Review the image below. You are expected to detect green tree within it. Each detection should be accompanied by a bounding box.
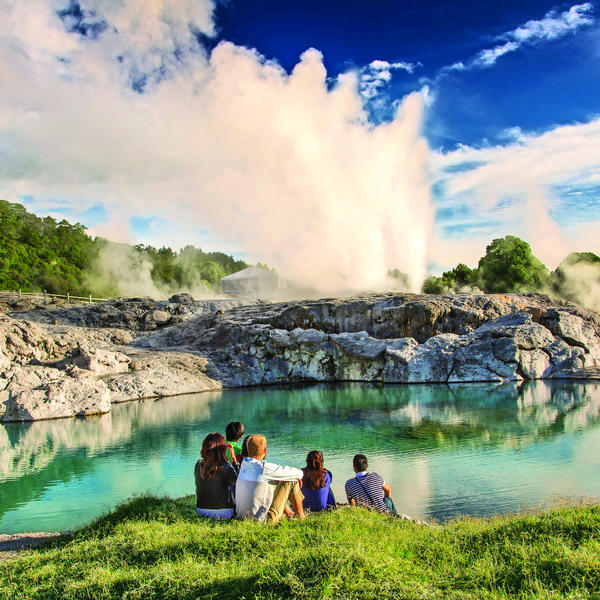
[553,252,600,285]
[476,235,550,293]
[0,200,249,297]
[449,263,475,287]
[422,275,447,294]
[199,260,226,285]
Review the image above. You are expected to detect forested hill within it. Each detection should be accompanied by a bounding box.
[0,200,248,297]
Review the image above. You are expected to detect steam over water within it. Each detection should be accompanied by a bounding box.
[2,380,600,533]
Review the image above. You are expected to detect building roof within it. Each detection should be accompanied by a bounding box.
[220,266,277,281]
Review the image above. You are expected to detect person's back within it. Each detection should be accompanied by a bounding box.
[344,454,393,514]
[235,434,305,523]
[194,461,237,512]
[301,450,335,512]
[194,432,238,519]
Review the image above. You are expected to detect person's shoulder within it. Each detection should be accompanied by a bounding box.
[367,472,384,482]
[238,456,256,470]
[344,476,356,487]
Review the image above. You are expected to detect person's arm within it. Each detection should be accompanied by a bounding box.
[227,464,238,485]
[225,443,236,464]
[382,482,391,498]
[345,482,356,506]
[262,461,303,482]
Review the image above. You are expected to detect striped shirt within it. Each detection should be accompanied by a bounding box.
[345,472,389,513]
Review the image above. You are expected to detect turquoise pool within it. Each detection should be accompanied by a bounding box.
[1,380,599,533]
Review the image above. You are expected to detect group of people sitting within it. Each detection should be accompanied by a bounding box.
[194,421,397,524]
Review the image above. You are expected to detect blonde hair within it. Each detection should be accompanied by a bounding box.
[246,434,267,458]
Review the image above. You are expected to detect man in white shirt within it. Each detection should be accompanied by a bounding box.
[235,434,305,524]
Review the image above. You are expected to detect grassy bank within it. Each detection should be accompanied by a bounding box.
[1,496,599,600]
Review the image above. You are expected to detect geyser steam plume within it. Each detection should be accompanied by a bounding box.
[0,2,434,294]
[194,46,434,294]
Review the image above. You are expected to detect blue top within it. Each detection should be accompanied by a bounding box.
[301,469,334,512]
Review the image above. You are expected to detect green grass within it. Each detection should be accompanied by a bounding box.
[1,496,599,600]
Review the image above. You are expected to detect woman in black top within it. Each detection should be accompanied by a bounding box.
[194,432,238,519]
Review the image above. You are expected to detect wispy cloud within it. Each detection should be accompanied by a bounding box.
[431,118,600,269]
[449,2,594,71]
[359,58,420,98]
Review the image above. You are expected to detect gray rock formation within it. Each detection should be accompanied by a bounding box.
[0,310,220,422]
[105,351,220,403]
[135,293,600,387]
[10,295,246,331]
[2,292,599,422]
[1,365,111,421]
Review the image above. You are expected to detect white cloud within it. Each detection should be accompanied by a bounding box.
[360,58,420,98]
[477,41,519,66]
[448,2,594,70]
[431,119,600,269]
[513,2,594,42]
[369,59,417,73]
[0,1,434,294]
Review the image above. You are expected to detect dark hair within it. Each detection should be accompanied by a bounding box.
[353,454,368,472]
[200,433,228,480]
[225,421,245,442]
[240,435,251,459]
[303,450,327,490]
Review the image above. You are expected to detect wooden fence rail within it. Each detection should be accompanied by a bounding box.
[0,289,109,304]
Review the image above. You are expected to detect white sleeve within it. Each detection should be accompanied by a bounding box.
[262,460,303,482]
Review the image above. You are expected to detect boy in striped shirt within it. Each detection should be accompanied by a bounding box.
[345,454,394,514]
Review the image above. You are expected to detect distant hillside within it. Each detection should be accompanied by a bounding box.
[0,200,248,297]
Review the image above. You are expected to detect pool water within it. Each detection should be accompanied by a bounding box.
[1,380,599,533]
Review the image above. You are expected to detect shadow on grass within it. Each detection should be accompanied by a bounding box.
[75,494,199,539]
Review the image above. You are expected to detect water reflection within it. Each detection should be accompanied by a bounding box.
[1,380,599,532]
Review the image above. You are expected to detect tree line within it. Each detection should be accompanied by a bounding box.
[421,235,600,307]
[2,200,598,304]
[0,200,248,297]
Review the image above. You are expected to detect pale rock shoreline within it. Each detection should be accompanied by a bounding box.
[1,292,599,422]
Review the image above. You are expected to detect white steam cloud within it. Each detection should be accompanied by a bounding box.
[432,119,600,271]
[0,0,433,295]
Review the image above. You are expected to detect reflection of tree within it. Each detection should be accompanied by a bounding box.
[210,381,600,453]
[1,381,599,523]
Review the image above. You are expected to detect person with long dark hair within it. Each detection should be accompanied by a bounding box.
[301,450,336,512]
[194,432,238,519]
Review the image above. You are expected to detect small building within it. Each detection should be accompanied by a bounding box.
[220,266,281,296]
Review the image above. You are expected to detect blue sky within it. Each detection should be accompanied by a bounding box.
[1,0,599,290]
[214,1,598,145]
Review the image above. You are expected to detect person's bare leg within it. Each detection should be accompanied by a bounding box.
[283,505,293,518]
